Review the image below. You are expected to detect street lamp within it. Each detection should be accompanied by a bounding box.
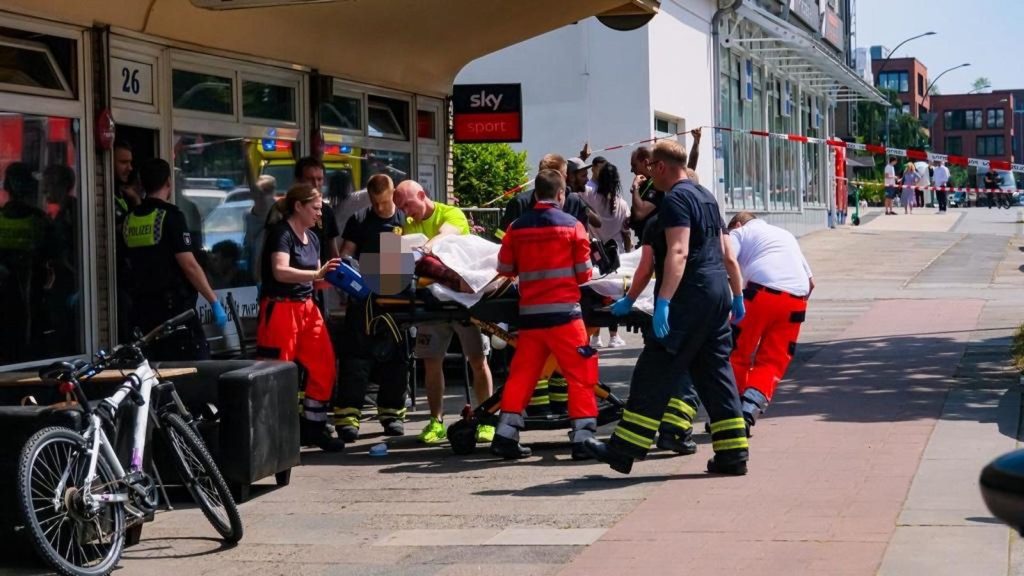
[875,31,936,145]
[969,84,992,94]
[925,63,970,99]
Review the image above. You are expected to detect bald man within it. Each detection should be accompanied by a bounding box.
[393,180,496,445]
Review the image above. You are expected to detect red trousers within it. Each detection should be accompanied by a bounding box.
[256,298,336,403]
[501,319,598,419]
[731,285,807,403]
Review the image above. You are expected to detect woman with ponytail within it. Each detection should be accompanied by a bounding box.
[582,162,630,348]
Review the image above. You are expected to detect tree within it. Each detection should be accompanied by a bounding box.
[972,77,992,92]
[928,84,941,96]
[451,143,528,208]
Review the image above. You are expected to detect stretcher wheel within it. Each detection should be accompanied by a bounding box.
[448,418,477,455]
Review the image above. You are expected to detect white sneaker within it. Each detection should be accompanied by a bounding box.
[590,335,605,348]
[608,335,627,348]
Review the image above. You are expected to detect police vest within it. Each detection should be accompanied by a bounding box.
[123,208,167,248]
[0,210,44,252]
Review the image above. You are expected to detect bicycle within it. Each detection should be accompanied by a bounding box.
[16,310,243,576]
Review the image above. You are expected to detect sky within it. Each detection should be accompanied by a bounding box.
[855,0,1024,94]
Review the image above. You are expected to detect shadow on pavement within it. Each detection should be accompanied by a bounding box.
[120,536,234,561]
[473,472,705,498]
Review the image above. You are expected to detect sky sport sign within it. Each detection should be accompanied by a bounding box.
[452,84,523,143]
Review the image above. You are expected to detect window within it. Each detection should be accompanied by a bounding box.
[0,27,76,98]
[417,109,436,141]
[367,95,409,140]
[987,108,1005,129]
[917,73,924,96]
[902,103,911,115]
[320,92,362,132]
[944,136,962,155]
[654,115,678,136]
[878,71,909,93]
[172,69,233,115]
[944,109,982,130]
[0,112,84,366]
[977,135,1005,156]
[242,80,295,122]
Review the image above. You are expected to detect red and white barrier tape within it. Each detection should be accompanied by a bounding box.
[846,180,1017,195]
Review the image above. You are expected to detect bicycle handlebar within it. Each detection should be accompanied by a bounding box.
[140,309,196,346]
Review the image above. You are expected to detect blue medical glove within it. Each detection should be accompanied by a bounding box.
[731,295,745,323]
[654,298,671,339]
[611,295,635,317]
[211,301,229,328]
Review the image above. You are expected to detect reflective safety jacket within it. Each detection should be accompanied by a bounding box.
[497,201,592,329]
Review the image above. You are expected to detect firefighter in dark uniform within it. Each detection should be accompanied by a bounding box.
[0,162,52,364]
[585,140,750,475]
[123,159,226,360]
[333,174,410,441]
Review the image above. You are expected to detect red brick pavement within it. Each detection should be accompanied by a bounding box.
[560,299,985,576]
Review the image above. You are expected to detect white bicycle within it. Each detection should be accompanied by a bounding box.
[16,310,243,576]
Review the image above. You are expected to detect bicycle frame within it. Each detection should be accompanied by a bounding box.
[79,359,159,506]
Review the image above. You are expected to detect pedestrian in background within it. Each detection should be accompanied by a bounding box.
[901,163,919,215]
[884,157,898,215]
[583,162,630,349]
[933,160,950,214]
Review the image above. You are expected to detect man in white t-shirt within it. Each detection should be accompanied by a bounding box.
[933,160,951,213]
[727,211,814,432]
[883,157,898,215]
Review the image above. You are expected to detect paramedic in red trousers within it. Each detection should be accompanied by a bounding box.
[491,169,598,460]
[584,140,749,475]
[257,183,345,452]
[727,211,813,432]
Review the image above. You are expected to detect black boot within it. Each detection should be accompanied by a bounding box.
[381,419,405,437]
[656,432,698,455]
[571,443,593,461]
[338,425,359,443]
[301,418,345,452]
[706,454,747,475]
[490,435,532,459]
[582,438,633,474]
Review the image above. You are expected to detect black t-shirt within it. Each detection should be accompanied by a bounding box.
[261,220,320,299]
[315,203,341,264]
[656,180,727,297]
[501,189,588,231]
[342,206,406,259]
[630,179,663,242]
[122,198,196,302]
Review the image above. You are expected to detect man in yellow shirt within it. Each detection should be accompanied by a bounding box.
[393,180,496,444]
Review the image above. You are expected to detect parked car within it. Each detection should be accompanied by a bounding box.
[203,199,253,257]
[182,189,227,221]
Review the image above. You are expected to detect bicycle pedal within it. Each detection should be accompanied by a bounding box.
[124,503,154,523]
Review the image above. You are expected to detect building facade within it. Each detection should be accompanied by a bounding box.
[930,92,1015,169]
[871,55,930,118]
[459,0,885,237]
[0,0,657,372]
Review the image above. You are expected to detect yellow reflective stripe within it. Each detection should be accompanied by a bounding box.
[668,398,697,419]
[622,410,660,432]
[613,426,653,449]
[297,392,306,400]
[379,408,407,417]
[529,395,551,406]
[710,418,746,434]
[335,416,360,428]
[550,393,569,401]
[494,228,506,240]
[333,407,361,416]
[712,437,749,451]
[534,380,550,390]
[661,413,692,431]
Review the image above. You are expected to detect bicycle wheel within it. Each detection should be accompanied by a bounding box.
[17,426,126,576]
[160,413,243,543]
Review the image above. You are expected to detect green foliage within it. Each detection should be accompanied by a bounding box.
[855,181,886,205]
[973,77,992,92]
[452,143,528,208]
[1012,323,1024,372]
[949,165,969,187]
[855,87,926,149]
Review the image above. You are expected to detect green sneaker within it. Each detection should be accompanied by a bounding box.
[475,424,495,443]
[418,417,447,444]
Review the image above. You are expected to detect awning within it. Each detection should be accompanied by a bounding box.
[723,2,888,106]
[845,155,876,168]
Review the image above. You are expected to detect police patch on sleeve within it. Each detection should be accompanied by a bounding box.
[182,232,192,246]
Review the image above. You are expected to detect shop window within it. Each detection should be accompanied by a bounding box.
[367,95,409,140]
[0,28,76,98]
[0,112,84,366]
[321,93,362,132]
[242,80,296,122]
[172,69,234,115]
[360,149,410,188]
[173,132,294,288]
[417,109,437,141]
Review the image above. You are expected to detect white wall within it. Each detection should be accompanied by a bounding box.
[455,17,650,189]
[647,0,716,186]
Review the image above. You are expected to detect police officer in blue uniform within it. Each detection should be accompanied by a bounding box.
[585,140,750,475]
[123,159,227,360]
